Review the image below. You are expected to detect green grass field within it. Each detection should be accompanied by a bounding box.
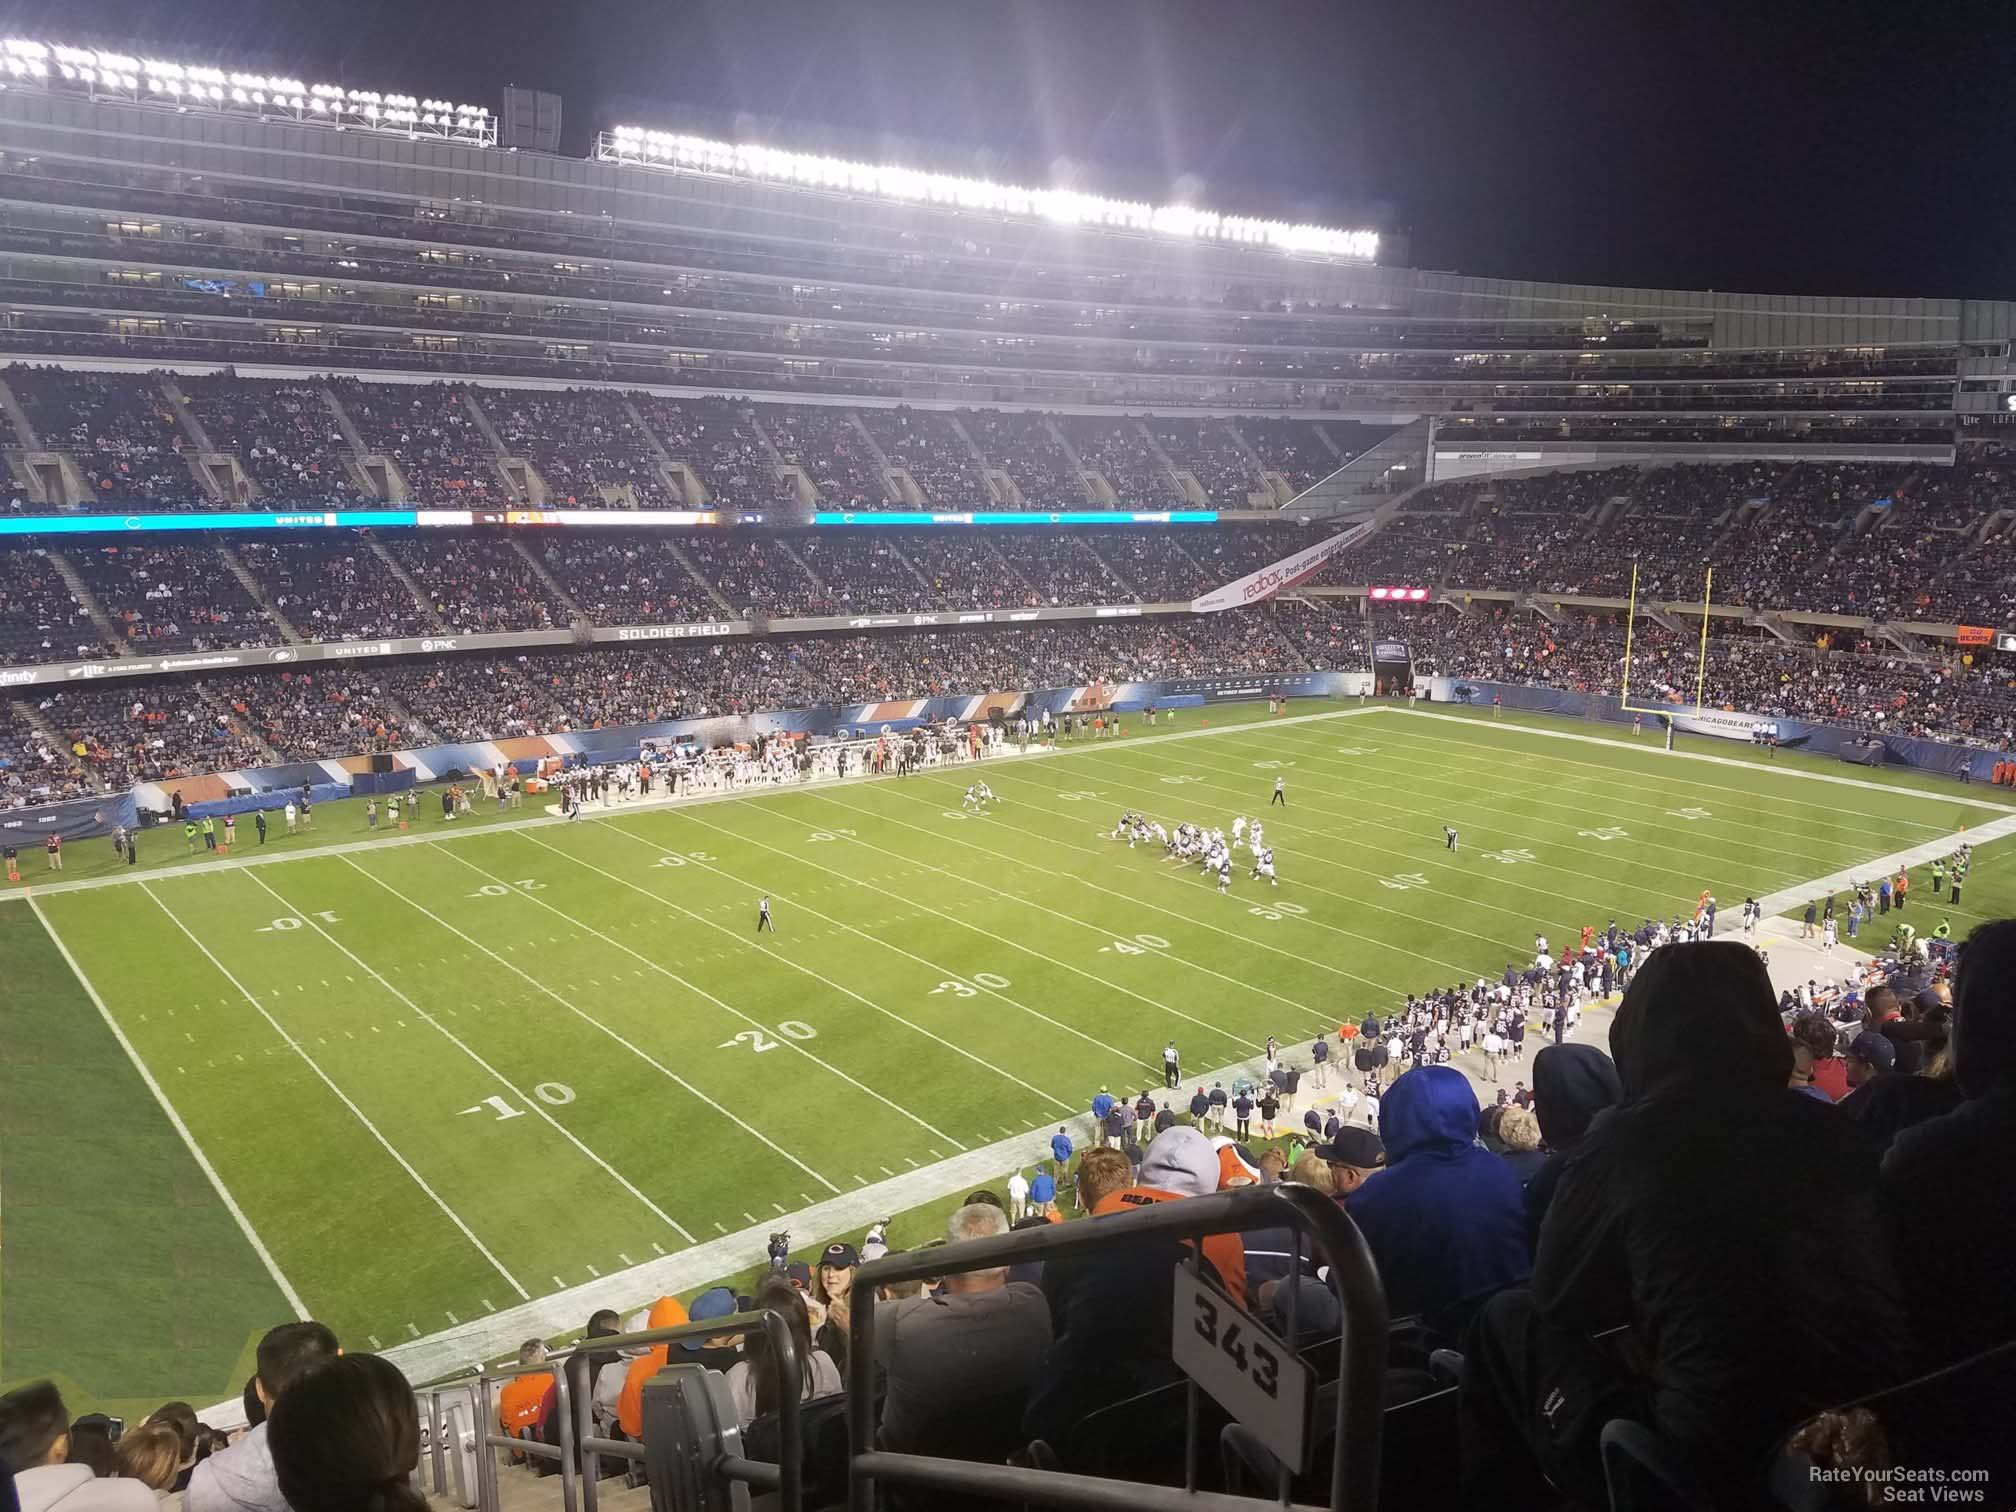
[5,698,2013,1415]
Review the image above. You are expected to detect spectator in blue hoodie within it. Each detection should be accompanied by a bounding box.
[1268,1067,1528,1345]
[1347,1066,1530,1339]
[1089,1089,1115,1144]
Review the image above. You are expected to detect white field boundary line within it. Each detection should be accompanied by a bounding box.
[132,880,533,1301]
[1390,709,2016,814]
[1,705,1388,902]
[237,866,700,1245]
[27,896,311,1321]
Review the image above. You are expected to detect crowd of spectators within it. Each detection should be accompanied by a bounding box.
[856,407,991,504]
[0,702,91,805]
[8,365,196,505]
[380,537,566,633]
[632,395,795,508]
[1148,416,1261,503]
[329,379,500,505]
[33,682,265,789]
[535,537,710,625]
[678,534,820,617]
[237,539,436,641]
[759,405,888,505]
[789,533,930,615]
[480,387,679,506]
[71,543,272,653]
[0,548,107,664]
[957,408,1086,507]
[1056,415,1181,502]
[1229,416,1339,490]
[179,374,364,507]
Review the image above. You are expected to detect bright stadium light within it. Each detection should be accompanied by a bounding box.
[595,127,1380,262]
[0,34,495,145]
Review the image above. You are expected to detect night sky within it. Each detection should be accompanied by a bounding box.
[26,0,2016,299]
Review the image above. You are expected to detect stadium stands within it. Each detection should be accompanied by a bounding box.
[0,548,109,664]
[479,388,681,507]
[70,543,272,653]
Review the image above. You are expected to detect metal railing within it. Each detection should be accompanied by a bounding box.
[420,1307,805,1512]
[845,1182,1389,1512]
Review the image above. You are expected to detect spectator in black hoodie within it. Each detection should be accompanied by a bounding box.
[1460,942,1909,1511]
[1520,1042,1622,1251]
[1881,919,2016,1371]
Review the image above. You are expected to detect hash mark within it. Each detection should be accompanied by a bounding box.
[772,1202,787,1215]
[482,1299,496,1313]
[651,1242,666,1255]
[714,1222,727,1234]
[586,1263,601,1277]
[406,1323,420,1339]
[369,1334,384,1349]
[743,1211,758,1224]
[618,1252,634,1266]
[446,1310,459,1324]
[552,1275,566,1289]
[879,1165,896,1176]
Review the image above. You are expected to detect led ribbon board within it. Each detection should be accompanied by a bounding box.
[812,510,1218,526]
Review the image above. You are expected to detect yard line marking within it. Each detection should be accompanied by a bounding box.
[714,1223,727,1234]
[1386,710,2011,821]
[796,787,1419,1008]
[743,1211,757,1224]
[599,820,1160,1080]
[344,857,841,1196]
[536,830,1088,1112]
[28,897,310,1322]
[1173,737,1823,889]
[800,1193,815,1205]
[243,867,699,1245]
[617,810,1267,1063]
[482,1300,495,1314]
[135,881,530,1301]
[1273,722,1905,867]
[880,1166,896,1176]
[498,834,978,1145]
[553,1275,566,1289]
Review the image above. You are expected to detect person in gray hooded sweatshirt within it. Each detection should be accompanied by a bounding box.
[186,1322,340,1512]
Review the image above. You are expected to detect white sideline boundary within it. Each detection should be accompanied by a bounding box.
[26,897,311,1322]
[2,704,1384,902]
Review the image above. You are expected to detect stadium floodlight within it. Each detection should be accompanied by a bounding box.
[595,127,1380,262]
[0,34,497,145]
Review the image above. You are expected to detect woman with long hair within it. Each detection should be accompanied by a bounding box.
[267,1354,426,1512]
[724,1277,843,1429]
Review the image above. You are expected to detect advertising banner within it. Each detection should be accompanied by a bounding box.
[1189,521,1376,613]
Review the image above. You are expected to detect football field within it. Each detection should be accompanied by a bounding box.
[5,700,2013,1415]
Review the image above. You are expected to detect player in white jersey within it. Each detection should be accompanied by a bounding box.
[963,784,982,810]
[1231,815,1248,850]
[1250,821,1264,853]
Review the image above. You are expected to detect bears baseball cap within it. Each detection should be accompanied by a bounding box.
[1315,1127,1387,1168]
[820,1242,859,1269]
